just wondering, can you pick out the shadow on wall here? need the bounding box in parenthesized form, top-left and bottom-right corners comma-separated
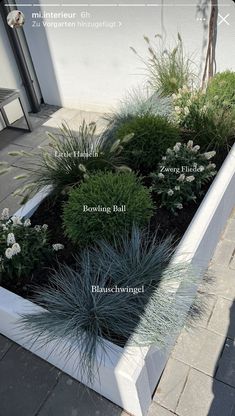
(22, 0, 62, 107)
(209, 299, 235, 415)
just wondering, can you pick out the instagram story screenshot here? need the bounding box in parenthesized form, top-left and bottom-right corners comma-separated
(0, 1, 235, 416)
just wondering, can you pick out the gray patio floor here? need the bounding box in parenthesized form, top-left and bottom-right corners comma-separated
(0, 108, 235, 415)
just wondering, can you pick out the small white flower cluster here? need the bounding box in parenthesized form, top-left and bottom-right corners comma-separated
(172, 88, 205, 128)
(204, 151, 216, 160)
(34, 224, 48, 232)
(5, 243, 21, 259)
(1, 208, 9, 221)
(0, 208, 65, 280)
(173, 87, 192, 119)
(151, 140, 217, 214)
(52, 243, 64, 251)
(5, 231, 21, 259)
(0, 212, 25, 259)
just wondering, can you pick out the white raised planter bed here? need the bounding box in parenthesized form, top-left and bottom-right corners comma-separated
(1, 144, 235, 416)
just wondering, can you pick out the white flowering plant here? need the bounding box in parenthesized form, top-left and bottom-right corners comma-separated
(172, 87, 235, 150)
(0, 208, 64, 282)
(150, 141, 217, 214)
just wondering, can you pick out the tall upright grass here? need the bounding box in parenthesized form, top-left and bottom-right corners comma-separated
(131, 33, 197, 96)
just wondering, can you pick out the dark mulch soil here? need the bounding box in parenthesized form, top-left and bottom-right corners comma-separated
(3, 190, 203, 299)
(2, 147, 227, 300)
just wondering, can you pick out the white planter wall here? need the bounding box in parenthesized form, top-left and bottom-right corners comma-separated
(0, 144, 235, 416)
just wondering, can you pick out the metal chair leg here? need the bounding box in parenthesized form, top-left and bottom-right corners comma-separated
(18, 96, 32, 132)
(0, 107, 10, 127)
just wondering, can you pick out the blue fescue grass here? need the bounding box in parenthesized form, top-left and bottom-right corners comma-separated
(20, 226, 205, 382)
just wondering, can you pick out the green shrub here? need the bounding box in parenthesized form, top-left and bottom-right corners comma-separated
(63, 172, 154, 245)
(173, 87, 235, 150)
(102, 88, 174, 149)
(150, 140, 217, 214)
(20, 227, 201, 381)
(112, 114, 180, 174)
(206, 71, 235, 107)
(0, 208, 64, 283)
(131, 33, 197, 96)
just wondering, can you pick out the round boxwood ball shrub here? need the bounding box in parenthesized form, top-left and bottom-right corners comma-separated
(206, 71, 235, 107)
(63, 171, 154, 246)
(113, 114, 180, 174)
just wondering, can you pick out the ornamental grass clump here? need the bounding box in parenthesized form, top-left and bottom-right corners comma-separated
(7, 120, 133, 203)
(173, 86, 235, 150)
(62, 171, 154, 246)
(109, 114, 180, 174)
(20, 227, 202, 381)
(0, 208, 63, 283)
(131, 33, 197, 96)
(150, 140, 217, 214)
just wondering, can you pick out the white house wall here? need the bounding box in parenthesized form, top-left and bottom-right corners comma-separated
(0, 14, 31, 130)
(22, 0, 235, 112)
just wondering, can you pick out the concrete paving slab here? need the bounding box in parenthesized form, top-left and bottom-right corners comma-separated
(229, 253, 235, 270)
(37, 373, 126, 416)
(43, 108, 107, 134)
(208, 298, 235, 339)
(28, 116, 49, 129)
(231, 207, 235, 219)
(50, 108, 83, 121)
(42, 117, 67, 129)
(0, 193, 22, 215)
(0, 146, 32, 167)
(204, 265, 235, 300)
(176, 368, 235, 416)
(70, 111, 108, 134)
(211, 240, 235, 267)
(12, 128, 49, 147)
(216, 338, 235, 388)
(0, 334, 12, 360)
(148, 403, 176, 416)
(0, 126, 27, 151)
(172, 327, 225, 376)
(34, 104, 61, 119)
(154, 358, 189, 412)
(222, 218, 235, 242)
(191, 292, 217, 328)
(0, 166, 29, 202)
(0, 344, 60, 416)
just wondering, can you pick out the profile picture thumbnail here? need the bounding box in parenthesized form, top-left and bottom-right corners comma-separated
(7, 10, 25, 28)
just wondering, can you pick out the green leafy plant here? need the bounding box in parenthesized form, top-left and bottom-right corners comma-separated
(7, 120, 133, 202)
(131, 33, 197, 96)
(150, 140, 217, 214)
(0, 208, 64, 282)
(62, 171, 154, 246)
(206, 71, 235, 107)
(20, 227, 202, 381)
(173, 87, 235, 150)
(111, 113, 181, 174)
(102, 87, 174, 148)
